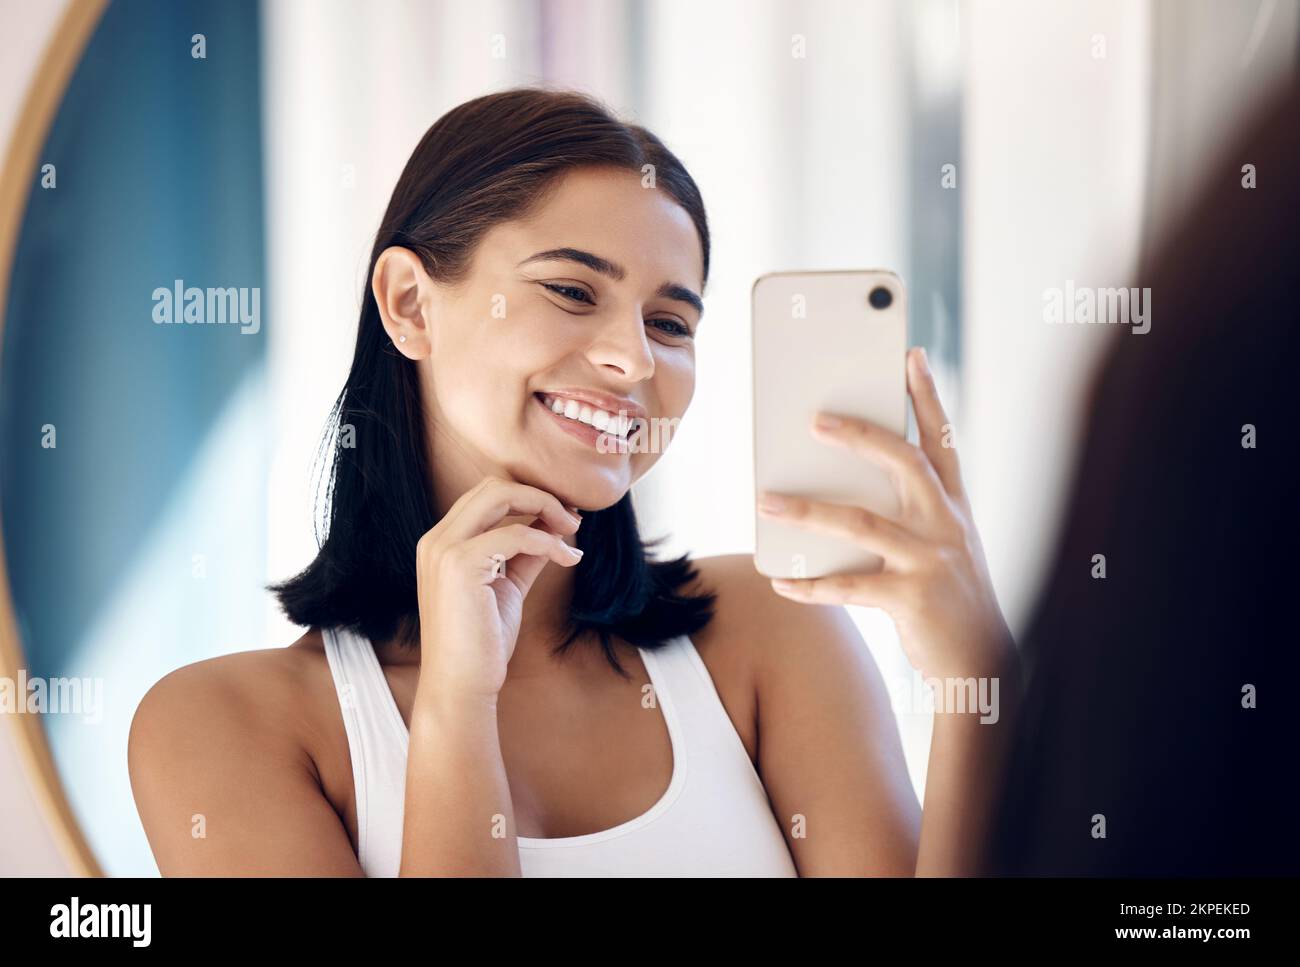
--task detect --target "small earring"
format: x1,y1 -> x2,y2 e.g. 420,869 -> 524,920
398,335 -> 407,343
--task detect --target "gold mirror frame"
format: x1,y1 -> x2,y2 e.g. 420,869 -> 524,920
0,0 -> 109,878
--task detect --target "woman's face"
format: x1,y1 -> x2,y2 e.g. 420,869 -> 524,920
393,165 -> 705,512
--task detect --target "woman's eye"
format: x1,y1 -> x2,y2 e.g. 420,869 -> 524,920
648,318 -> 693,338
541,283 -> 691,338
542,283 -> 593,304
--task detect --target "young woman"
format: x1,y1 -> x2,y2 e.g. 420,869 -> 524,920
129,87 -> 1019,877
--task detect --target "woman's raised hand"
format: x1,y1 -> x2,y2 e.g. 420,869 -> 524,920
414,477 -> 584,702
757,347 -> 1014,681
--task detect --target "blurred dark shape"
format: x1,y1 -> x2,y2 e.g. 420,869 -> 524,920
985,78 -> 1300,876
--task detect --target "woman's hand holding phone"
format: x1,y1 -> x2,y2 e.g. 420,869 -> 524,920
757,347 -> 1014,681
413,477 -> 584,703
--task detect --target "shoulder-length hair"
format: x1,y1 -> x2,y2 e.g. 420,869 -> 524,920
268,87 -> 716,677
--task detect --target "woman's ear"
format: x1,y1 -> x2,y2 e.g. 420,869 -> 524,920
372,246 -> 434,358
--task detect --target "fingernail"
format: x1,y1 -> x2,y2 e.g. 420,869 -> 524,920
771,578 -> 796,590
814,412 -> 842,430
565,506 -> 583,523
918,347 -> 932,376
757,491 -> 788,513
565,544 -> 584,558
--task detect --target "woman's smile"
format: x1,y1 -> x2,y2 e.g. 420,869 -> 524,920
532,391 -> 646,453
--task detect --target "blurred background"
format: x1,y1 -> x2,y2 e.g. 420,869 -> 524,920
1,0 -> 1296,876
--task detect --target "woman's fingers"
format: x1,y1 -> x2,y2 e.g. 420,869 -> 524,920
810,407 -> 947,520
756,492 -> 927,570
432,476 -> 581,547
451,523 -> 584,585
770,570 -> 909,610
905,347 -> 965,500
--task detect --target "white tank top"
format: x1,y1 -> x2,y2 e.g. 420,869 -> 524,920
321,623 -> 798,876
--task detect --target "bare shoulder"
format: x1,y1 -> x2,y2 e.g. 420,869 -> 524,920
130,631 -> 325,755
128,629 -> 362,875
689,552 -> 868,682
128,629 -> 343,793
687,553 -> 868,764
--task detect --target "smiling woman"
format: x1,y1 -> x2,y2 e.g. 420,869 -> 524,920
126,85 -> 1009,878
128,88 -> 812,877
266,92 -> 716,673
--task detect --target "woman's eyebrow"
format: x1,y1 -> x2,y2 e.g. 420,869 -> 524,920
519,246 -> 625,280
518,247 -> 704,316
659,282 -> 704,316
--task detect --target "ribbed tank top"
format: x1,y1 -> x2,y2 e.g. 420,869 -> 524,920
321,624 -> 798,876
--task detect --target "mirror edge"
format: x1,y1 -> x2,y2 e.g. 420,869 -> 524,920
0,0 -> 110,879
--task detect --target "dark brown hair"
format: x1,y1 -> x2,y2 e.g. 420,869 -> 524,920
268,87 -> 716,675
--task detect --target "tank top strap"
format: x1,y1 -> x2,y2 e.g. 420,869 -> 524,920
321,624 -> 410,873
638,635 -> 761,783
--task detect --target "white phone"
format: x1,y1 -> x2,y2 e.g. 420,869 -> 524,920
751,269 -> 908,580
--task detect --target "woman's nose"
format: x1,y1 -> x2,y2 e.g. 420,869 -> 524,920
585,312 -> 655,381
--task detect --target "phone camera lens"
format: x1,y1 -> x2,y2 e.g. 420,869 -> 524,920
868,286 -> 893,310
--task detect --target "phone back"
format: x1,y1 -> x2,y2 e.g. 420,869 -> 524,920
752,269 -> 908,579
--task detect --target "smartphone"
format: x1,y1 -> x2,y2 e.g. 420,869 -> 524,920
752,269 -> 908,579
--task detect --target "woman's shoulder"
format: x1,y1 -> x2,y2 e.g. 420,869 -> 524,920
690,551 -> 855,649
688,552 -> 869,699
685,553 -> 859,748
132,630 -> 326,723
126,630 -> 366,874
128,630 -> 337,790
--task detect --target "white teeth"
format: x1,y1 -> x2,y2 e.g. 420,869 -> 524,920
542,394 -> 634,438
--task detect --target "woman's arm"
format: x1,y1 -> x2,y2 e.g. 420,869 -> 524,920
396,477 -> 585,876
913,646 -> 1021,875
752,346 -> 1022,875
129,655 -> 366,876
397,683 -> 519,876
726,556 -> 1019,876
731,559 -> 922,875
130,649 -> 527,877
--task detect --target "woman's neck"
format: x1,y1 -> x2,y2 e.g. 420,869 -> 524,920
507,519 -> 582,675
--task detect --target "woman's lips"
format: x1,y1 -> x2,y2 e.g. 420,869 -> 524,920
534,393 -> 634,453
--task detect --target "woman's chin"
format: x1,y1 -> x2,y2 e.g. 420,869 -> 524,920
510,461 -> 632,512
553,477 -> 631,513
